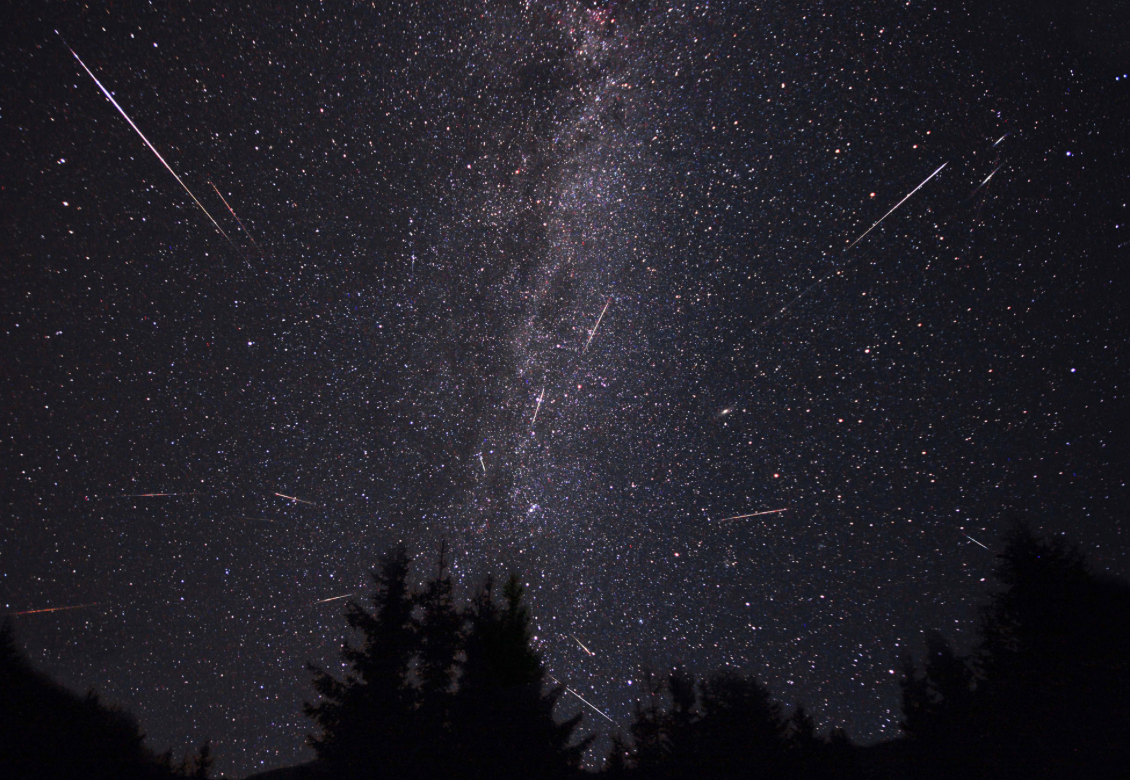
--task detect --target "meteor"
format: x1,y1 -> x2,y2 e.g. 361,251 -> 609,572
964,534 -> 989,550
546,673 -> 616,725
752,163 -> 948,333
846,162 -> 948,250
572,634 -> 596,656
58,34 -> 234,245
121,492 -> 198,498
478,454 -> 487,475
209,181 -> 262,254
7,603 -> 101,616
275,492 -> 316,505
314,593 -> 356,604
583,297 -> 612,353
531,387 -> 546,428
992,133 -> 1010,147
971,165 -> 1003,196
717,508 -> 788,522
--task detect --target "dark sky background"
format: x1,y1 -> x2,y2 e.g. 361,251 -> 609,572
2,1 -> 1128,776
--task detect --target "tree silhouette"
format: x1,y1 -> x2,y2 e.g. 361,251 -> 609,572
305,553 -> 591,780
305,546 -> 418,779
896,525 -> 1130,779
448,574 -> 590,779
0,618 -> 201,780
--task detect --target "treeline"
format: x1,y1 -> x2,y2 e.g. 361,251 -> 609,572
0,618 -> 212,779
3,526 -> 1129,779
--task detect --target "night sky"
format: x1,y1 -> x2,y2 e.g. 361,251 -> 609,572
3,1 -> 1128,776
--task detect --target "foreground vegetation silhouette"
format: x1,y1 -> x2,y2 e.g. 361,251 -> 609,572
0,619 -> 212,779
3,526 -> 1129,779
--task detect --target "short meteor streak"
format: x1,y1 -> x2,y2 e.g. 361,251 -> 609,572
275,492 -> 316,505
718,508 -> 789,522
59,34 -> 234,245
583,297 -> 611,353
992,133 -> 1010,147
964,534 -> 989,550
8,603 -> 101,616
531,387 -> 546,428
547,673 -> 616,725
846,162 -> 948,250
572,634 -> 596,656
478,454 -> 487,475
314,593 -> 356,604
209,181 -> 261,254
121,492 -> 198,498
971,165 -> 1003,196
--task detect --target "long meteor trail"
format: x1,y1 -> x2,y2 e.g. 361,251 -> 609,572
59,34 -> 233,245
718,508 -> 789,522
547,674 -> 616,725
7,603 -> 101,616
846,162 -> 947,250
531,387 -> 545,428
583,297 -> 611,353
752,162 -> 948,333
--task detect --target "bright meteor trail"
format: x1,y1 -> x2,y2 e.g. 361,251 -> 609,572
59,34 -> 234,245
583,297 -> 611,353
546,674 -> 616,725
7,603 -> 101,617
846,162 -> 947,250
718,508 -> 789,522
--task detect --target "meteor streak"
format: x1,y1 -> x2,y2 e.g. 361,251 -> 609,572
531,387 -> 545,428
964,534 -> 989,550
314,593 -> 356,604
8,603 -> 100,616
275,492 -> 316,505
717,508 -> 789,522
752,163 -> 948,333
846,162 -> 948,250
583,297 -> 611,353
572,634 -> 596,656
121,492 -> 198,498
971,165 -> 1003,196
992,133 -> 1010,147
209,181 -> 262,254
478,454 -> 487,475
547,674 -> 616,725
58,34 -> 234,245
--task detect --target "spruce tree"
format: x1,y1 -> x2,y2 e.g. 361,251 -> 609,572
305,547 -> 418,779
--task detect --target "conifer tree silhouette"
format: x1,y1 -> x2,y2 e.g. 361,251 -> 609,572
449,574 -> 590,780
0,618 -> 186,780
305,546 -> 417,779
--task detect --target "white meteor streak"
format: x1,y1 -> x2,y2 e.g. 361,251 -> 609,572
718,508 -> 789,522
531,387 -> 545,428
478,454 -> 487,475
846,162 -> 947,250
572,634 -> 596,656
992,133 -> 1010,147
547,674 -> 616,725
583,297 -> 612,353
59,34 -> 233,244
964,534 -> 989,550
971,165 -> 1003,196
275,492 -> 316,505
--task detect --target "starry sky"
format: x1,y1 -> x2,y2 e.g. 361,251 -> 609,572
2,1 -> 1128,776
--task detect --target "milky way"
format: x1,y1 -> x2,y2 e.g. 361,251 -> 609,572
3,2 -> 1128,776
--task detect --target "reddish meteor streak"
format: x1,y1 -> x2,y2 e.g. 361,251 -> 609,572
8,603 -> 100,616
717,508 -> 789,522
209,181 -> 262,254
